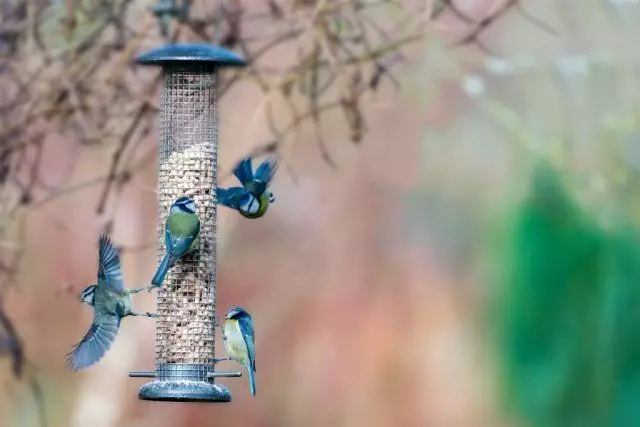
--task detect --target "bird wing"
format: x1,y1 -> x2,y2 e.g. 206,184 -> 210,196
247,156 -> 278,196
66,311 -> 120,371
97,234 -> 125,292
217,186 -> 251,209
233,157 -> 254,186
238,316 -> 256,372
165,214 -> 200,257
253,155 -> 278,185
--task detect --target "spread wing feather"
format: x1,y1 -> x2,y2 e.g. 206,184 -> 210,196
66,312 -> 120,371
217,187 -> 252,210
253,156 -> 278,185
233,158 -> 254,186
97,234 -> 125,292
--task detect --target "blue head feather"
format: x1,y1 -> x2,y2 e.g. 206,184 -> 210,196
170,196 -> 197,214
226,305 -> 249,319
239,193 -> 260,215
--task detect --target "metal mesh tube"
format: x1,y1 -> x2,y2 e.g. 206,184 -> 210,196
156,64 -> 218,372
134,43 -> 245,402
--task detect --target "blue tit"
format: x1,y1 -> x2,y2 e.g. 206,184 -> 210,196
67,235 -> 157,371
150,196 -> 201,288
222,306 -> 256,396
217,155 -> 278,219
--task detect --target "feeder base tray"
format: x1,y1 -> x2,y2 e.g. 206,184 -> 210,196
138,380 -> 231,402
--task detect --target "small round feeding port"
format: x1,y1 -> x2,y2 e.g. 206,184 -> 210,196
133,43 -> 246,402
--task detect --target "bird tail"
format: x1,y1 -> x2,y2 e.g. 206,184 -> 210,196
247,365 -> 256,396
233,157 -> 254,186
151,253 -> 173,287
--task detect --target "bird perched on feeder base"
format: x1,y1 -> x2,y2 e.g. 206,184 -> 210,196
217,155 -> 278,219
218,306 -> 257,396
149,196 -> 201,289
67,234 -> 158,371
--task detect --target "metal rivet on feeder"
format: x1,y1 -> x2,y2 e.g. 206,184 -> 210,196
129,43 -> 247,402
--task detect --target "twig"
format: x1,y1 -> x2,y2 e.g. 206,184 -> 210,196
95,72 -> 163,214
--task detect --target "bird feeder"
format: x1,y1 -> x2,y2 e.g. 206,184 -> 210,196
129,43 -> 246,402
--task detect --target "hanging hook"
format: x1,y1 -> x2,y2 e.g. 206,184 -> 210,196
150,0 -> 192,38
179,0 -> 192,22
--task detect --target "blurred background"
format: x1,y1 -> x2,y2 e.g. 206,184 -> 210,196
2,0 -> 640,426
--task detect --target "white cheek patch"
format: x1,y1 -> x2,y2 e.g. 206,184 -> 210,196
240,195 -> 260,214
82,288 -> 95,304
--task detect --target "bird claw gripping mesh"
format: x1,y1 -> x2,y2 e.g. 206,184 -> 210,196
130,43 -> 246,402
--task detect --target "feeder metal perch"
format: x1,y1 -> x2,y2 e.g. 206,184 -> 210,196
132,43 -> 246,402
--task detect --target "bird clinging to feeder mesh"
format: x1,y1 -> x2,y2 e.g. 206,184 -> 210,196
149,196 -> 201,288
217,155 -> 279,219
67,235 -> 158,371
220,306 -> 257,396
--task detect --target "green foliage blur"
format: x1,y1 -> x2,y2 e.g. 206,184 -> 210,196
492,160 -> 640,427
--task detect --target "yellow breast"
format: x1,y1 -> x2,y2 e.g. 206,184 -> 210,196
224,319 -> 249,365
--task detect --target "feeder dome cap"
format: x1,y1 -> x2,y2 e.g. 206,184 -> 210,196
136,43 -> 247,67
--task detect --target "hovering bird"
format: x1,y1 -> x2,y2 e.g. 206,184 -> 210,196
217,155 -> 278,219
67,235 -> 157,371
221,306 -> 256,396
150,196 -> 201,288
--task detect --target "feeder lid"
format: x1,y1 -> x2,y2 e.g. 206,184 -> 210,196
136,43 -> 247,67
